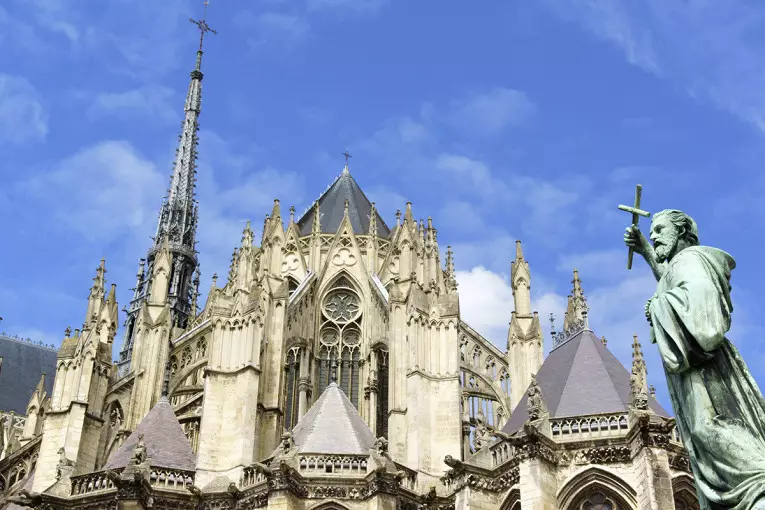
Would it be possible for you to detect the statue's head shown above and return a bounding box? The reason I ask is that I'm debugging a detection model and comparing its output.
[650,209,699,262]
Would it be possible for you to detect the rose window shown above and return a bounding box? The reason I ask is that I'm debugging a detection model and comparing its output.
[323,290,360,323]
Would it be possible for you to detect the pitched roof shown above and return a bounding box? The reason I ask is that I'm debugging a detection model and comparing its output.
[103,397,195,471]
[0,335,56,414]
[296,167,391,237]
[290,382,377,455]
[502,329,670,435]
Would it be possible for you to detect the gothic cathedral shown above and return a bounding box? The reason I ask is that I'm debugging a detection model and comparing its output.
[0,10,700,510]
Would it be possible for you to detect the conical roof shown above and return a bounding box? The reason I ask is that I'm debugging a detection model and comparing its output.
[289,382,377,455]
[502,329,670,435]
[297,167,391,237]
[103,397,196,471]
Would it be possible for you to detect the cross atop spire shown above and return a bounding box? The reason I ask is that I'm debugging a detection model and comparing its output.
[342,150,352,170]
[190,1,217,53]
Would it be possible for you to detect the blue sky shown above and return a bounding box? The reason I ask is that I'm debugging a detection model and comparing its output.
[1,0,764,412]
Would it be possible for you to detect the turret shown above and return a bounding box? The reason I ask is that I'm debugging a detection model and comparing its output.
[506,240,544,409]
[34,260,116,492]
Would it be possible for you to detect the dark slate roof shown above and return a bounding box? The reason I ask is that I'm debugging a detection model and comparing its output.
[104,396,196,471]
[0,335,57,414]
[297,167,391,237]
[289,382,377,455]
[502,330,670,435]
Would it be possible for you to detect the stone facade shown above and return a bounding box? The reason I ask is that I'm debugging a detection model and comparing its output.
[0,13,703,510]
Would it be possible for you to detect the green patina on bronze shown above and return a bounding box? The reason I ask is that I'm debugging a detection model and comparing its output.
[625,208,765,510]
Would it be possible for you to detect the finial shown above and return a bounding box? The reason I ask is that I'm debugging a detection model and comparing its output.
[396,209,401,227]
[330,360,338,383]
[289,206,295,223]
[342,149,352,171]
[211,273,218,287]
[344,198,350,215]
[515,240,524,259]
[548,312,556,333]
[649,385,656,398]
[405,202,413,222]
[64,326,71,338]
[601,336,607,346]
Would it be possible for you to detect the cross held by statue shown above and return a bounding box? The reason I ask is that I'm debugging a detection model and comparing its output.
[618,184,651,270]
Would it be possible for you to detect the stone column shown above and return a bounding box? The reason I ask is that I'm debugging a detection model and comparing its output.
[297,348,310,418]
[368,349,378,433]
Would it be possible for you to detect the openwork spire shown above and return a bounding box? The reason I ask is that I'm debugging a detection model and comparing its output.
[154,1,216,252]
[551,269,590,349]
[117,3,215,377]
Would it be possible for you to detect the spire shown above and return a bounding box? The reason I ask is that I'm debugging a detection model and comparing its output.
[85,259,107,324]
[510,240,532,316]
[630,334,649,410]
[118,2,214,376]
[445,245,458,292]
[562,269,589,333]
[154,2,215,252]
[241,220,253,248]
[368,202,378,236]
[312,201,321,236]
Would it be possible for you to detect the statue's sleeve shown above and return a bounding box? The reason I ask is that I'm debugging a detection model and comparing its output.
[649,251,730,374]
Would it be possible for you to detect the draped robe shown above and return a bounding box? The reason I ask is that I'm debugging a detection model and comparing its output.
[649,246,765,510]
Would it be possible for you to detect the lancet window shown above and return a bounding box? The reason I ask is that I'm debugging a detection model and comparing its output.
[284,348,300,430]
[376,349,389,438]
[316,276,363,408]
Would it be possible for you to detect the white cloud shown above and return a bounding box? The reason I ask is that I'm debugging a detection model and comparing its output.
[89,85,176,122]
[253,12,311,45]
[445,88,537,137]
[0,74,47,145]
[456,266,514,348]
[19,141,164,242]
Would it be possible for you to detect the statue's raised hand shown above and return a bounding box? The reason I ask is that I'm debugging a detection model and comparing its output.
[624,225,652,257]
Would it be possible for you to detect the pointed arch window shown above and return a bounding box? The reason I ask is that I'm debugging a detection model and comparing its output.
[317,275,363,408]
[284,348,300,430]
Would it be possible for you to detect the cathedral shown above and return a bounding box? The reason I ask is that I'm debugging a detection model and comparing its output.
[0,10,701,510]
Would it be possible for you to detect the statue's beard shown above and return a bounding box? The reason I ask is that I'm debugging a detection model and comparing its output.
[654,233,678,263]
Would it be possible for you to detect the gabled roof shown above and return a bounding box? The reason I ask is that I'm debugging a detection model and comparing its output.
[103,397,195,471]
[0,335,56,414]
[297,167,391,238]
[290,382,377,455]
[502,329,670,435]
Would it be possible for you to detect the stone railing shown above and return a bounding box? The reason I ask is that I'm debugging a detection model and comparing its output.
[490,441,515,468]
[148,468,195,490]
[550,413,629,439]
[70,467,194,496]
[71,471,116,496]
[298,454,368,475]
[240,465,270,489]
